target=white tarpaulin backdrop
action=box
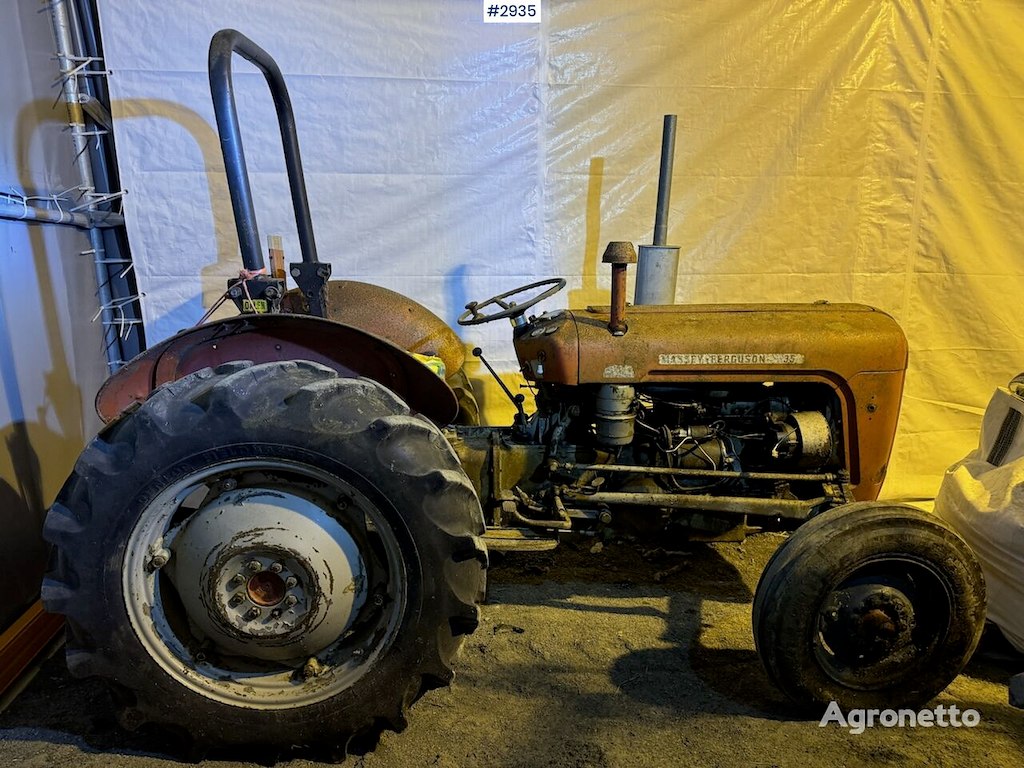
[95,0,1024,500]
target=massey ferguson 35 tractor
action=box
[41,30,986,757]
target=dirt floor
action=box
[0,532,1021,768]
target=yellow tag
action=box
[411,353,447,379]
[242,299,269,313]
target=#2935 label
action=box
[483,2,541,23]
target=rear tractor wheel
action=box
[753,502,986,710]
[42,360,487,757]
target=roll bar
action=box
[208,28,319,272]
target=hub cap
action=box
[170,488,367,662]
[123,458,405,709]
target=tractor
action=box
[40,29,986,757]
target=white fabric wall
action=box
[95,0,1024,500]
[0,3,108,629]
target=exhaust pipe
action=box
[602,115,678,334]
[635,115,680,305]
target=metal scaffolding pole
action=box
[0,197,124,228]
[47,0,127,373]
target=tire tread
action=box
[42,360,486,760]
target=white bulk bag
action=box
[935,385,1024,652]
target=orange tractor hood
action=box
[514,302,908,500]
[514,303,907,385]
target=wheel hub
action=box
[169,487,368,661]
[209,551,311,638]
[821,582,916,663]
[815,578,924,691]
[246,569,286,607]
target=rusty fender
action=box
[95,314,458,425]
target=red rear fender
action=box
[96,314,458,425]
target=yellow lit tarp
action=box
[540,0,1024,499]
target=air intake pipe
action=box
[603,241,637,336]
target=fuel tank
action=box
[514,303,908,499]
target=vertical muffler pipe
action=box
[603,241,637,336]
[635,115,680,305]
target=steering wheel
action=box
[457,278,566,326]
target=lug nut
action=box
[148,549,171,569]
[270,608,282,618]
[247,560,262,572]
[269,562,283,573]
[246,607,262,620]
[230,573,245,586]
[229,594,244,607]
[302,657,323,678]
[221,478,238,491]
[285,576,298,589]
[284,595,298,607]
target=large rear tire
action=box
[42,361,487,757]
[753,502,985,710]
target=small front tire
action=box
[752,502,986,709]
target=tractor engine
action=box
[449,301,907,545]
[539,381,839,475]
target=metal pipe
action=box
[560,489,827,520]
[635,115,680,306]
[653,114,676,247]
[68,0,144,361]
[550,460,841,484]
[48,0,121,373]
[208,29,319,271]
[608,263,628,335]
[507,487,572,531]
[0,200,124,229]
[601,241,637,336]
[509,505,572,531]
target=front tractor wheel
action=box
[752,502,986,710]
[42,361,487,756]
